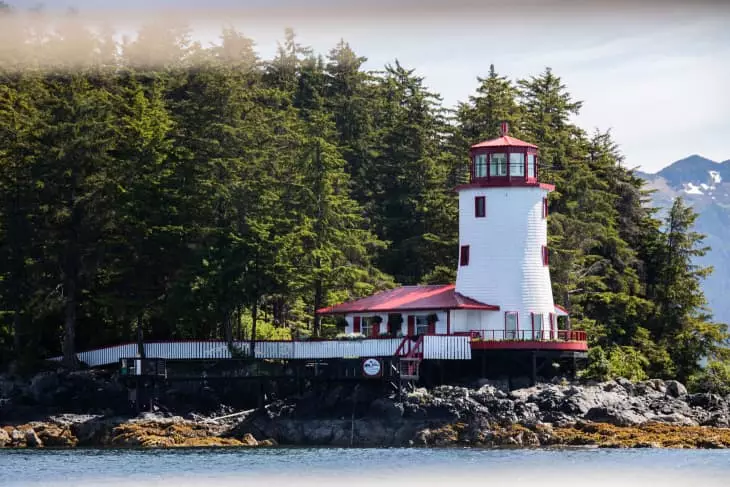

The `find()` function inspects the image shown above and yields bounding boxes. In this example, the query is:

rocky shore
[2,371,730,449]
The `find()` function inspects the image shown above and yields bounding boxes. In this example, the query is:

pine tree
[647,197,728,380]
[34,73,119,366]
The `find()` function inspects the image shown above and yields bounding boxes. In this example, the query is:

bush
[580,345,648,382]
[687,360,730,395]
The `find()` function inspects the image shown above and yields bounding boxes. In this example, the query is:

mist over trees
[0,6,727,385]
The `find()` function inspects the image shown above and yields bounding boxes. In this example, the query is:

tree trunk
[250,300,258,357]
[12,307,21,356]
[313,278,323,337]
[62,270,77,368]
[224,308,234,348]
[136,316,145,358]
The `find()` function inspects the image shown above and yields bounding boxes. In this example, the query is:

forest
[0,5,728,391]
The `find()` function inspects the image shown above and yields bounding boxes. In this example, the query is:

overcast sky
[7,0,730,173]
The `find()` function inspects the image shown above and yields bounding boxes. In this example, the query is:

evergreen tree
[647,197,728,380]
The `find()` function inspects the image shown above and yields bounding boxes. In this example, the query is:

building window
[527,154,536,178]
[509,152,524,177]
[460,245,470,266]
[474,154,487,178]
[490,153,507,176]
[542,245,549,266]
[505,311,518,339]
[361,317,373,337]
[475,196,486,218]
[532,313,544,339]
[542,197,548,218]
[414,315,436,335]
[360,317,381,337]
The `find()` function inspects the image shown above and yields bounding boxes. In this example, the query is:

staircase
[395,336,424,381]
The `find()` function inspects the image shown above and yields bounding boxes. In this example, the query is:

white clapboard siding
[422,335,472,360]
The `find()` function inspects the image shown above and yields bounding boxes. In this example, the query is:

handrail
[460,329,587,342]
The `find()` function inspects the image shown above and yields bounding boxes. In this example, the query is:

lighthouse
[318,121,574,347]
[453,122,561,338]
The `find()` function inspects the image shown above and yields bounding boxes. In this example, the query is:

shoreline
[2,417,730,450]
[3,371,730,450]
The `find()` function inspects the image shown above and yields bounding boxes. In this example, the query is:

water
[1,447,729,487]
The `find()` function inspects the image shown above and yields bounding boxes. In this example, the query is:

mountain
[637,155,730,325]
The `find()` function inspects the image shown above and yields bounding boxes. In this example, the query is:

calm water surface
[1,447,729,487]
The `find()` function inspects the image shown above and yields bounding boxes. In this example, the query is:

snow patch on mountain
[709,170,722,184]
[684,182,704,195]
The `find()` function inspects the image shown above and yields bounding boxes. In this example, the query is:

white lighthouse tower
[454,123,561,339]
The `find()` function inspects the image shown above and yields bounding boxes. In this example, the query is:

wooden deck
[49,331,588,368]
[49,335,473,368]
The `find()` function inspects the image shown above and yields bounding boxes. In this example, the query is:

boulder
[584,406,648,426]
[0,428,10,447]
[24,428,43,448]
[665,380,688,398]
[29,372,60,405]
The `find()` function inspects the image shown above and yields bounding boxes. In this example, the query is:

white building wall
[455,186,555,330]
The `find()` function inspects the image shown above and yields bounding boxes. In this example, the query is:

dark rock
[701,412,730,427]
[369,398,404,422]
[614,377,635,395]
[688,393,725,410]
[665,380,688,398]
[29,372,60,405]
[584,406,647,426]
[24,428,43,447]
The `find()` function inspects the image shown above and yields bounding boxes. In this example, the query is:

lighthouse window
[490,153,507,176]
[474,154,487,178]
[528,154,536,178]
[532,313,544,336]
[460,245,470,266]
[509,153,524,177]
[475,196,486,218]
[505,312,518,339]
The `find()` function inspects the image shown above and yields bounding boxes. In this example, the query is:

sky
[5,0,730,173]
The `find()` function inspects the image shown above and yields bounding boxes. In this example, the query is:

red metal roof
[317,284,499,314]
[471,135,538,149]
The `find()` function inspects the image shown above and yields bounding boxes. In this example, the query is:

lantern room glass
[490,153,507,176]
[527,154,536,178]
[474,154,487,178]
[509,153,524,177]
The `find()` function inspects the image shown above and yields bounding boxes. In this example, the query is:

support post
[531,351,537,386]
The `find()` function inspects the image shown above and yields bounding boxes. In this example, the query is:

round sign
[362,358,382,377]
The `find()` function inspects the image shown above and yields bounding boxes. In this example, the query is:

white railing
[422,335,471,360]
[50,338,405,368]
[50,336,472,368]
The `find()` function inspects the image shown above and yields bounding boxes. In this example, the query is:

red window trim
[549,312,555,339]
[460,245,470,266]
[542,245,549,266]
[531,312,535,339]
[353,316,361,334]
[407,315,415,336]
[475,196,486,218]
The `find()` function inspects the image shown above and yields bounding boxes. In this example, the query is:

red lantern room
[468,122,541,187]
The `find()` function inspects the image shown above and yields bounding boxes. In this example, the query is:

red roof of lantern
[470,135,538,149]
[317,284,499,314]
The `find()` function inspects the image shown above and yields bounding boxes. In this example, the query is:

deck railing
[49,335,472,368]
[456,329,587,342]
